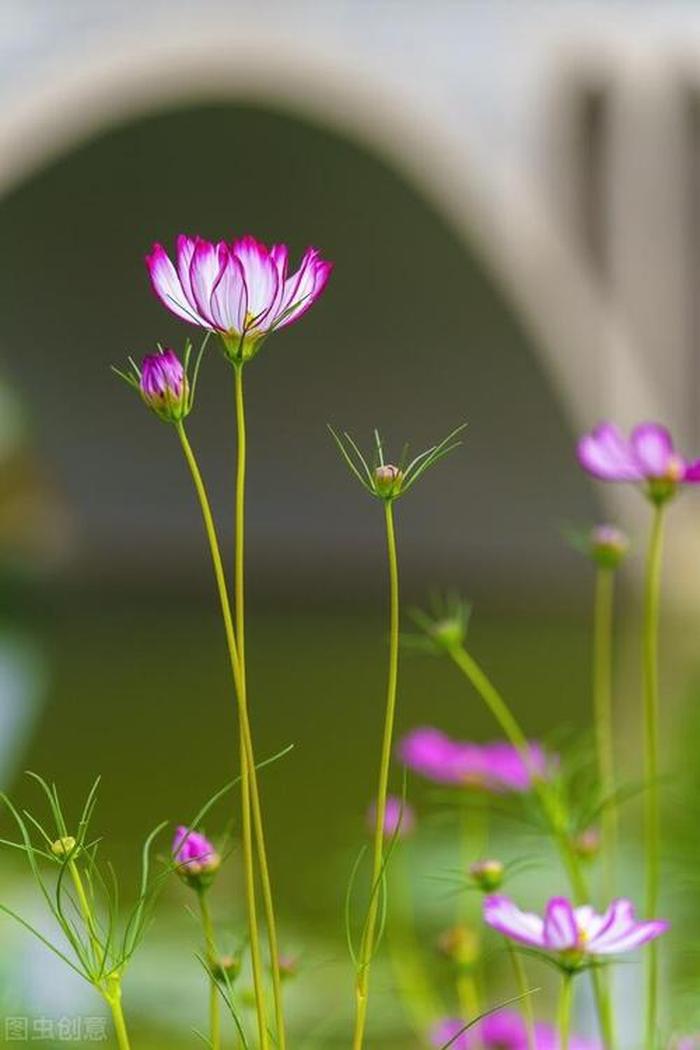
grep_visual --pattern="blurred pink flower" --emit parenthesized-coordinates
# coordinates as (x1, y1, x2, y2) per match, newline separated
(431, 1010, 600, 1050)
(146, 234, 332, 362)
(366, 795, 415, 839)
(577, 423, 700, 501)
(398, 727, 550, 793)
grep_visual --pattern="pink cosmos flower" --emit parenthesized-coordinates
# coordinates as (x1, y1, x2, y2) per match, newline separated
(484, 895, 668, 964)
(577, 423, 700, 502)
(431, 1010, 600, 1050)
(172, 826, 220, 874)
(366, 795, 415, 839)
(398, 727, 550, 792)
(146, 234, 332, 362)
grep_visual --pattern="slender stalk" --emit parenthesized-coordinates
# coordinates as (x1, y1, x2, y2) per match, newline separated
(70, 860, 133, 1050)
(557, 972, 573, 1050)
(446, 644, 616, 1050)
(387, 850, 443, 1036)
(198, 890, 221, 1050)
(106, 985, 132, 1050)
(233, 365, 287, 1050)
(176, 421, 270, 1050)
(456, 804, 484, 1036)
(593, 567, 618, 901)
(446, 646, 584, 895)
(352, 499, 400, 1050)
(643, 504, 665, 1050)
(68, 859, 103, 971)
(506, 941, 535, 1050)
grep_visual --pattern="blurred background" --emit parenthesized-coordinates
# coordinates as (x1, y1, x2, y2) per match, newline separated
(2, 1, 700, 1046)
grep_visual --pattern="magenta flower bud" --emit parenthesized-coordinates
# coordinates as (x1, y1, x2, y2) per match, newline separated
(373, 464, 403, 498)
(139, 349, 189, 423)
(469, 858, 504, 893)
(589, 524, 629, 569)
(172, 825, 220, 889)
(366, 795, 415, 839)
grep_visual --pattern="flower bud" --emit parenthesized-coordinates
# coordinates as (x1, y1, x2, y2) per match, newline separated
(139, 349, 189, 423)
(277, 954, 299, 981)
(211, 954, 241, 983)
(172, 826, 221, 889)
(469, 858, 504, 893)
(373, 464, 403, 498)
(437, 924, 480, 969)
(51, 836, 78, 859)
(366, 795, 415, 839)
(573, 826, 600, 861)
(589, 524, 629, 569)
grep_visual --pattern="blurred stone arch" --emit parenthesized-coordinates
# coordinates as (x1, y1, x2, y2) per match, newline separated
(0, 19, 658, 600)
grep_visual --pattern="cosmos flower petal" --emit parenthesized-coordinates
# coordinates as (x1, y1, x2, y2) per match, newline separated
(231, 234, 280, 326)
(588, 899, 668, 953)
(483, 895, 545, 948)
(590, 919, 669, 954)
(146, 244, 208, 326)
(631, 423, 678, 477)
(577, 423, 642, 481)
(175, 235, 201, 314)
(543, 897, 578, 950)
(684, 460, 700, 482)
(210, 248, 248, 333)
(189, 238, 226, 328)
(275, 247, 333, 328)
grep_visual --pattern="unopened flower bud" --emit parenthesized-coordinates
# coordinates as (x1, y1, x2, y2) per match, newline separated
(366, 795, 415, 839)
(373, 464, 403, 498)
(140, 349, 190, 423)
(277, 954, 299, 981)
(469, 858, 504, 893)
(211, 954, 241, 983)
(172, 826, 221, 889)
(573, 827, 601, 861)
(590, 525, 629, 569)
(437, 924, 480, 968)
(51, 836, 78, 859)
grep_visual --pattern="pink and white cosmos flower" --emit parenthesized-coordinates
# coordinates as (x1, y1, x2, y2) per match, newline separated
(484, 894, 668, 965)
(146, 234, 332, 362)
(577, 423, 700, 502)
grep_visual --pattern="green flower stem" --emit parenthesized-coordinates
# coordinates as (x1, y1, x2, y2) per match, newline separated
(69, 860, 132, 1050)
(198, 890, 221, 1050)
(505, 941, 535, 1050)
(557, 972, 573, 1050)
(445, 644, 615, 1050)
(387, 850, 443, 1036)
(457, 805, 485, 1033)
(233, 364, 287, 1050)
(352, 499, 401, 1050)
(67, 859, 103, 971)
(176, 421, 270, 1050)
(643, 503, 666, 1050)
(105, 983, 131, 1050)
(593, 566, 617, 901)
(445, 645, 583, 894)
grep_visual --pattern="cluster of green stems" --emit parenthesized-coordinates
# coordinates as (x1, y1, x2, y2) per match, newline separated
(176, 363, 286, 1050)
